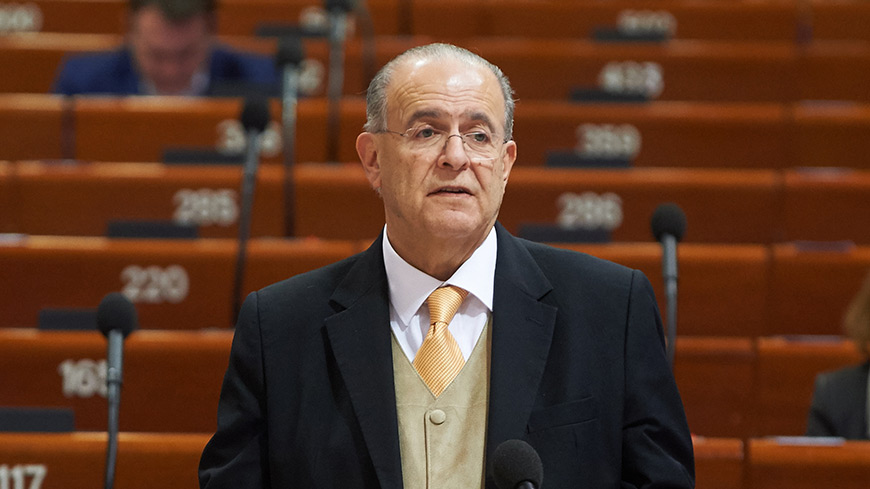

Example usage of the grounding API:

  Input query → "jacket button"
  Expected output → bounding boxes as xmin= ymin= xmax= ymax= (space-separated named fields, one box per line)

xmin=428 ymin=409 xmax=446 ymax=425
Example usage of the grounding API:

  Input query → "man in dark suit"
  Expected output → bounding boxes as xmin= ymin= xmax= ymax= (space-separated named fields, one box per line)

xmin=52 ymin=0 xmax=276 ymax=96
xmin=199 ymin=43 xmax=694 ymax=488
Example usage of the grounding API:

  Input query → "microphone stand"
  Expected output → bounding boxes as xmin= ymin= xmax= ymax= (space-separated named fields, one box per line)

xmin=325 ymin=0 xmax=353 ymax=163
xmin=232 ymin=98 xmax=269 ymax=322
xmin=277 ymin=36 xmax=305 ymax=237
xmin=104 ymin=329 xmax=123 ymax=489
xmin=661 ymin=233 xmax=679 ymax=369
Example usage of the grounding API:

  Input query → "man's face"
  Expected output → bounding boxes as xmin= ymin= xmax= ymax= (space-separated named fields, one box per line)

xmin=128 ymin=6 xmax=212 ymax=94
xmin=358 ymin=57 xmax=517 ymax=249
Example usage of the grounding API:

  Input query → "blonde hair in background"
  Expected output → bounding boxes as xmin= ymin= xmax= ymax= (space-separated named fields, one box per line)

xmin=844 ymin=269 xmax=870 ymax=357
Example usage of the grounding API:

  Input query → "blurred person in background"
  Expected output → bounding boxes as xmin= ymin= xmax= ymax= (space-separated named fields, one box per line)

xmin=52 ymin=0 xmax=277 ymax=95
xmin=806 ymin=269 xmax=870 ymax=439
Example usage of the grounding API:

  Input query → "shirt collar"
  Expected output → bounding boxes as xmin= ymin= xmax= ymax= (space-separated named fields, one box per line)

xmin=383 ymin=226 xmax=497 ymax=325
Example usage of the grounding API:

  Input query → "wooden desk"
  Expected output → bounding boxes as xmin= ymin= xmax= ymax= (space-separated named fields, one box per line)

xmin=513 ymin=101 xmax=789 ymax=168
xmin=470 ymin=39 xmax=798 ymax=103
xmin=0 ymin=236 xmax=359 ymax=329
xmin=0 ymin=432 xmax=209 ymax=489
xmin=554 ymin=244 xmax=769 ymax=338
xmin=501 ymin=167 xmax=783 ymax=243
xmin=10 ymin=161 xmax=287 ymax=238
xmin=19 ymin=0 xmax=401 ymax=36
xmin=674 ymin=338 xmax=756 ymax=439
xmin=783 ymin=169 xmax=870 ymax=243
xmin=798 ymin=42 xmax=870 ymax=102
xmin=768 ymin=243 xmax=870 ymax=336
xmin=811 ymin=0 xmax=870 ymax=42
xmin=0 ymin=329 xmax=231 ymax=432
xmin=0 ymin=161 xmax=14 ymax=232
xmin=0 ymin=94 xmax=70 ymax=161
xmin=754 ymin=337 xmax=863 ymax=436
xmin=693 ymin=437 xmax=745 ymax=489
xmin=792 ymin=104 xmax=870 ymax=169
xmin=747 ymin=438 xmax=870 ymax=489
xmin=71 ymin=97 xmax=367 ymax=164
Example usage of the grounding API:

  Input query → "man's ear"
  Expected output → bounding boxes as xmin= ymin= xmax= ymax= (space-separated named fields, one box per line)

xmin=356 ymin=132 xmax=381 ymax=191
xmin=501 ymin=140 xmax=517 ymax=184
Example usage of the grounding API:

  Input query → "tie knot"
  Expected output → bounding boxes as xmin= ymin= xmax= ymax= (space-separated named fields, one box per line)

xmin=427 ymin=286 xmax=468 ymax=327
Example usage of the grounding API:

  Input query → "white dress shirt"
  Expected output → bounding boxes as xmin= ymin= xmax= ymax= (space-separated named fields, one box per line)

xmin=383 ymin=226 xmax=496 ymax=363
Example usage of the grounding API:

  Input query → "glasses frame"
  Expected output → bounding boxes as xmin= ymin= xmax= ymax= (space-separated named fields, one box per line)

xmin=377 ymin=125 xmax=508 ymax=159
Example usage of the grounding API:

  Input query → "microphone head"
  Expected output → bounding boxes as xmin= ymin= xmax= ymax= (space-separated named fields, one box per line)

xmin=325 ymin=0 xmax=356 ymax=13
xmin=276 ymin=35 xmax=305 ymax=68
xmin=491 ymin=439 xmax=543 ymax=489
xmin=651 ymin=203 xmax=687 ymax=242
xmin=96 ymin=292 xmax=138 ymax=338
xmin=240 ymin=96 xmax=271 ymax=133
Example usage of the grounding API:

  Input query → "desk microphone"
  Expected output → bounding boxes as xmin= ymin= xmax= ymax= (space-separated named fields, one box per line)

xmin=276 ymin=36 xmax=305 ymax=237
xmin=324 ymin=0 xmax=355 ymax=163
xmin=96 ymin=292 xmax=138 ymax=489
xmin=491 ymin=439 xmax=543 ymax=489
xmin=651 ymin=203 xmax=687 ymax=369
xmin=232 ymin=96 xmax=271 ymax=322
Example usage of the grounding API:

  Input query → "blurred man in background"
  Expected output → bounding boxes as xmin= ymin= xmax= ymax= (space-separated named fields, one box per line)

xmin=52 ymin=0 xmax=277 ymax=95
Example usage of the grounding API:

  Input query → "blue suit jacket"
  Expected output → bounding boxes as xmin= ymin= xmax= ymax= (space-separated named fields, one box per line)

xmin=52 ymin=45 xmax=277 ymax=96
xmin=199 ymin=223 xmax=695 ymax=488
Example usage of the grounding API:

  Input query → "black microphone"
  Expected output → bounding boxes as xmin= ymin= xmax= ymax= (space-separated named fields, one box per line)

xmin=491 ymin=439 xmax=543 ymax=489
xmin=232 ymin=96 xmax=271 ymax=322
xmin=96 ymin=292 xmax=138 ymax=489
xmin=651 ymin=203 xmax=687 ymax=369
xmin=324 ymin=0 xmax=355 ymax=163
xmin=276 ymin=36 xmax=305 ymax=237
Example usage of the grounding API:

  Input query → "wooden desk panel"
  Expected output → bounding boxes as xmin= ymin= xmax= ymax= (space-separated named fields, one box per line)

xmin=754 ymin=337 xmax=863 ymax=437
xmin=0 ymin=161 xmax=14 ymax=232
xmin=0 ymin=94 xmax=69 ymax=161
xmin=471 ymin=39 xmax=797 ymax=103
xmin=768 ymin=243 xmax=870 ymax=336
xmin=0 ymin=329 xmax=231 ymax=432
xmin=72 ymin=97 xmax=367 ymax=164
xmin=810 ymin=1 xmax=870 ymax=42
xmin=798 ymin=42 xmax=870 ymax=102
xmin=11 ymin=161 xmax=286 ymax=238
xmin=792 ymin=104 xmax=870 ymax=169
xmin=0 ymin=33 xmax=121 ymax=93
xmin=512 ymin=102 xmax=790 ymax=168
xmin=747 ymin=439 xmax=870 ymax=489
xmin=501 ymin=167 xmax=783 ymax=243
xmin=21 ymin=0 xmax=400 ymax=36
xmin=783 ymin=169 xmax=870 ymax=243
xmin=412 ymin=0 xmax=797 ymax=42
xmin=553 ymin=244 xmax=769 ymax=338
xmin=0 ymin=236 xmax=358 ymax=329
xmin=693 ymin=437 xmax=745 ymax=489
xmin=675 ymin=338 xmax=756 ymax=439
xmin=0 ymin=432 xmax=209 ymax=488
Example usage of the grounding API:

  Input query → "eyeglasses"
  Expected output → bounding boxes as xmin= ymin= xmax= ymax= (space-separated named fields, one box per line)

xmin=378 ymin=125 xmax=506 ymax=158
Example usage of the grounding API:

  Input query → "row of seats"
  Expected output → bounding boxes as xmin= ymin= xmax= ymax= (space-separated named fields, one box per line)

xmin=3 ymin=0 xmax=869 ymax=43
xmin=1 ymin=235 xmax=867 ymax=338
xmin=2 ymin=161 xmax=868 ymax=245
xmin=3 ymin=33 xmax=869 ymax=102
xmin=0 ymin=329 xmax=863 ymax=439
xmin=3 ymin=94 xmax=870 ymax=169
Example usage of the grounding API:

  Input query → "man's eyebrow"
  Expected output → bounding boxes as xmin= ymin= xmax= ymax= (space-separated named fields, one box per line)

xmin=406 ymin=109 xmax=499 ymax=132
xmin=406 ymin=109 xmax=443 ymax=126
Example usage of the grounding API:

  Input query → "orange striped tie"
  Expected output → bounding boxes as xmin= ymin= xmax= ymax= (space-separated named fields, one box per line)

xmin=413 ymin=285 xmax=469 ymax=397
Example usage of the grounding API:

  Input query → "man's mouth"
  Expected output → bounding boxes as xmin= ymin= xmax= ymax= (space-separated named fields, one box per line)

xmin=430 ymin=187 xmax=470 ymax=195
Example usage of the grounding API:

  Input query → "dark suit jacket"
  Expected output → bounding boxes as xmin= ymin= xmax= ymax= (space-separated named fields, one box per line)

xmin=806 ymin=362 xmax=869 ymax=439
xmin=199 ymin=224 xmax=695 ymax=488
xmin=51 ymin=45 xmax=277 ymax=96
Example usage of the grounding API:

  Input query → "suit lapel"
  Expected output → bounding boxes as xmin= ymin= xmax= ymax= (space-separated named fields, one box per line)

xmin=324 ymin=236 xmax=403 ymax=489
xmin=486 ymin=225 xmax=558 ymax=461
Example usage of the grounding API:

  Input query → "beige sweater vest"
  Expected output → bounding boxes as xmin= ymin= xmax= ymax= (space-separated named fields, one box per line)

xmin=391 ymin=321 xmax=491 ymax=489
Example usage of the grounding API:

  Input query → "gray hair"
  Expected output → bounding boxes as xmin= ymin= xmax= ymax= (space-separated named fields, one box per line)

xmin=363 ymin=43 xmax=515 ymax=140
